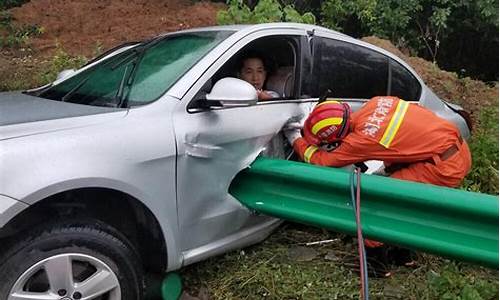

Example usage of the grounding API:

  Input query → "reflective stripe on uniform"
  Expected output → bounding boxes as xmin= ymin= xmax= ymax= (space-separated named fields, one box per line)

xmin=379 ymin=100 xmax=409 ymax=148
xmin=316 ymin=100 xmax=340 ymax=107
xmin=304 ymin=145 xmax=319 ymax=163
xmin=311 ymin=117 xmax=344 ymax=134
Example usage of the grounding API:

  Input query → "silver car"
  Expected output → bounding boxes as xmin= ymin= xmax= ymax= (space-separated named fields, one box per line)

xmin=0 ymin=23 xmax=471 ymax=299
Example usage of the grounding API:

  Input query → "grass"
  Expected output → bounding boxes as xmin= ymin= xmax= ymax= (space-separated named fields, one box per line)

xmin=181 ymin=223 xmax=498 ymax=299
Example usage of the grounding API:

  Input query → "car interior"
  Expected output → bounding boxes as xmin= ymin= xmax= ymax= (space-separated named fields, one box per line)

xmin=187 ymin=36 xmax=301 ymax=159
xmin=190 ymin=36 xmax=299 ymax=109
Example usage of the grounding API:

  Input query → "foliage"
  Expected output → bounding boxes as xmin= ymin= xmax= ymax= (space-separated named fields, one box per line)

xmin=217 ymin=0 xmax=315 ymax=25
xmin=0 ymin=11 xmax=44 ymax=48
xmin=462 ymin=106 xmax=499 ymax=194
xmin=320 ymin=0 xmax=498 ymax=80
xmin=321 ymin=0 xmax=456 ymax=61
xmin=0 ymin=0 xmax=29 ymax=10
xmin=37 ymin=45 xmax=87 ymax=84
xmin=427 ymin=263 xmax=498 ymax=299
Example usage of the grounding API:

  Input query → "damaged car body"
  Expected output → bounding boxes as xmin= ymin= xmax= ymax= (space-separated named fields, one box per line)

xmin=0 ymin=23 xmax=471 ymax=298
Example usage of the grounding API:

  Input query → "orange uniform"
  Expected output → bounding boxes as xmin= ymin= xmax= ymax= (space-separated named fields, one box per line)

xmin=293 ymin=96 xmax=471 ymax=187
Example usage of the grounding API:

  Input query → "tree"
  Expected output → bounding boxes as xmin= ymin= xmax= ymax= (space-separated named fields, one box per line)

xmin=217 ymin=0 xmax=316 ymax=25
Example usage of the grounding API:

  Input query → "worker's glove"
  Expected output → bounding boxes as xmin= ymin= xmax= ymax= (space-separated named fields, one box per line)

xmin=283 ymin=128 xmax=302 ymax=145
xmin=372 ymin=165 xmax=388 ymax=176
xmin=283 ymin=121 xmax=302 ymax=130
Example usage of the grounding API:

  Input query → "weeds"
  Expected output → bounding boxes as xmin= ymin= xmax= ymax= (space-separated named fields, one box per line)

xmin=37 ymin=45 xmax=87 ymax=84
xmin=0 ymin=45 xmax=86 ymax=92
xmin=0 ymin=11 xmax=44 ymax=48
xmin=427 ymin=263 xmax=498 ymax=299
xmin=0 ymin=0 xmax=29 ymax=10
xmin=182 ymin=223 xmax=498 ymax=299
xmin=462 ymin=106 xmax=499 ymax=194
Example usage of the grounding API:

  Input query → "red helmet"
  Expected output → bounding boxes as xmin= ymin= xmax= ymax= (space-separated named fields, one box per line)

xmin=303 ymin=100 xmax=351 ymax=145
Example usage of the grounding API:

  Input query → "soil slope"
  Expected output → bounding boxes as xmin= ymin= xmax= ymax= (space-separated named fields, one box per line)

xmin=9 ymin=0 xmax=224 ymax=57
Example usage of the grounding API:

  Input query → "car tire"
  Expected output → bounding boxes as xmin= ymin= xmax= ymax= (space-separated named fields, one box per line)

xmin=0 ymin=218 xmax=144 ymax=300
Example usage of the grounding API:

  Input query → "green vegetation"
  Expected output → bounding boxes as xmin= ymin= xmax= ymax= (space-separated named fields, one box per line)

xmin=427 ymin=263 xmax=498 ymax=299
xmin=37 ymin=46 xmax=87 ymax=83
xmin=462 ymin=106 xmax=499 ymax=194
xmin=320 ymin=0 xmax=498 ymax=81
xmin=182 ymin=224 xmax=498 ymax=299
xmin=218 ymin=0 xmax=497 ymax=80
xmin=217 ymin=0 xmax=315 ymax=25
xmin=0 ymin=0 xmax=29 ymax=10
xmin=321 ymin=0 xmax=455 ymax=61
xmin=320 ymin=0 xmax=498 ymax=66
xmin=0 ymin=46 xmax=86 ymax=92
xmin=0 ymin=11 xmax=44 ymax=48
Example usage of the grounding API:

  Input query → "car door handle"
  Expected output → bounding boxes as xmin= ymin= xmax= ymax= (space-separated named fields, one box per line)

xmin=184 ymin=142 xmax=222 ymax=158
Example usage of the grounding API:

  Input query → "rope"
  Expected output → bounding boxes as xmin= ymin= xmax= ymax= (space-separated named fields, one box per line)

xmin=351 ymin=167 xmax=369 ymax=300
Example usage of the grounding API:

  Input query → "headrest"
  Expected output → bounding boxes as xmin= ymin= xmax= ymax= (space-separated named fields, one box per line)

xmin=266 ymin=66 xmax=294 ymax=98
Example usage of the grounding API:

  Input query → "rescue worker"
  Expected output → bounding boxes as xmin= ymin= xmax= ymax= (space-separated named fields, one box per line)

xmin=283 ymin=96 xmax=471 ymax=274
xmin=284 ymin=96 xmax=471 ymax=187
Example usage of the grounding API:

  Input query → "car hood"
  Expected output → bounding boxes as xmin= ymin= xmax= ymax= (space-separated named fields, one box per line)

xmin=0 ymin=91 xmax=127 ymax=140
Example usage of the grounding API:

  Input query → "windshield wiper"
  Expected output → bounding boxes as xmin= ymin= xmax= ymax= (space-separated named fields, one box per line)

xmin=61 ymin=76 xmax=91 ymax=102
xmin=115 ymin=63 xmax=135 ymax=108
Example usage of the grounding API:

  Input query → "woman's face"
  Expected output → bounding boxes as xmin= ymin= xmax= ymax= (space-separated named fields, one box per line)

xmin=240 ymin=58 xmax=266 ymax=90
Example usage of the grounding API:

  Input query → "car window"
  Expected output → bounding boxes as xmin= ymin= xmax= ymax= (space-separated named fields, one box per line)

xmin=39 ymin=49 xmax=138 ymax=107
xmin=190 ymin=35 xmax=300 ymax=109
xmin=312 ymin=38 xmax=388 ymax=99
xmin=39 ymin=31 xmax=233 ymax=107
xmin=389 ymin=59 xmax=421 ymax=101
xmin=126 ymin=32 xmax=232 ymax=106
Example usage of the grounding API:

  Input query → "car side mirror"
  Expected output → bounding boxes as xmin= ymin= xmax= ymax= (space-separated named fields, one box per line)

xmin=205 ymin=77 xmax=258 ymax=108
xmin=56 ymin=69 xmax=76 ymax=81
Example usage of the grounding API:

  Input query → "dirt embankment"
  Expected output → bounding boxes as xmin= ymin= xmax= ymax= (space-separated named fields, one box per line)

xmin=9 ymin=0 xmax=224 ymax=57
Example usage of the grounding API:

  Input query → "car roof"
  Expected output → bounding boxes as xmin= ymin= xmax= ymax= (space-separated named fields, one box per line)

xmin=156 ymin=23 xmax=350 ymax=40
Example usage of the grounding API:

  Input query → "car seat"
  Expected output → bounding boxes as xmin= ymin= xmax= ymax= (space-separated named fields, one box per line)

xmin=266 ymin=66 xmax=294 ymax=98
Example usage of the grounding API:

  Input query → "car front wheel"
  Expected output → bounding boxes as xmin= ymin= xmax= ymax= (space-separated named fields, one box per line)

xmin=0 ymin=219 xmax=143 ymax=300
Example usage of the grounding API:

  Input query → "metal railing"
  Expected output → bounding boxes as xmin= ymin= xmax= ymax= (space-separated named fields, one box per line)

xmin=229 ymin=158 xmax=499 ymax=268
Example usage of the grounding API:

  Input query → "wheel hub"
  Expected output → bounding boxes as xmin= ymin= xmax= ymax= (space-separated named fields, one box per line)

xmin=8 ymin=253 xmax=121 ymax=300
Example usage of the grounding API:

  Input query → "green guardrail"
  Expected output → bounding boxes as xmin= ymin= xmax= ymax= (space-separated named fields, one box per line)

xmin=229 ymin=158 xmax=499 ymax=268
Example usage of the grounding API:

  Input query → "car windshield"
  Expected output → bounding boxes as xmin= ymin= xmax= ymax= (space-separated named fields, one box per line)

xmin=38 ymin=31 xmax=234 ymax=107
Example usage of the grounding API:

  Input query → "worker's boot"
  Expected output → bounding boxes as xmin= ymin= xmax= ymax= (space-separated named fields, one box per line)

xmin=364 ymin=245 xmax=392 ymax=277
xmin=365 ymin=245 xmax=418 ymax=276
xmin=386 ymin=246 xmax=417 ymax=267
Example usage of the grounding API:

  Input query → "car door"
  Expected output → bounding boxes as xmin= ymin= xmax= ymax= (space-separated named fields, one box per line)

xmin=308 ymin=32 xmax=422 ymax=112
xmin=308 ymin=32 xmax=470 ymax=138
xmin=172 ymin=29 xmax=314 ymax=251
